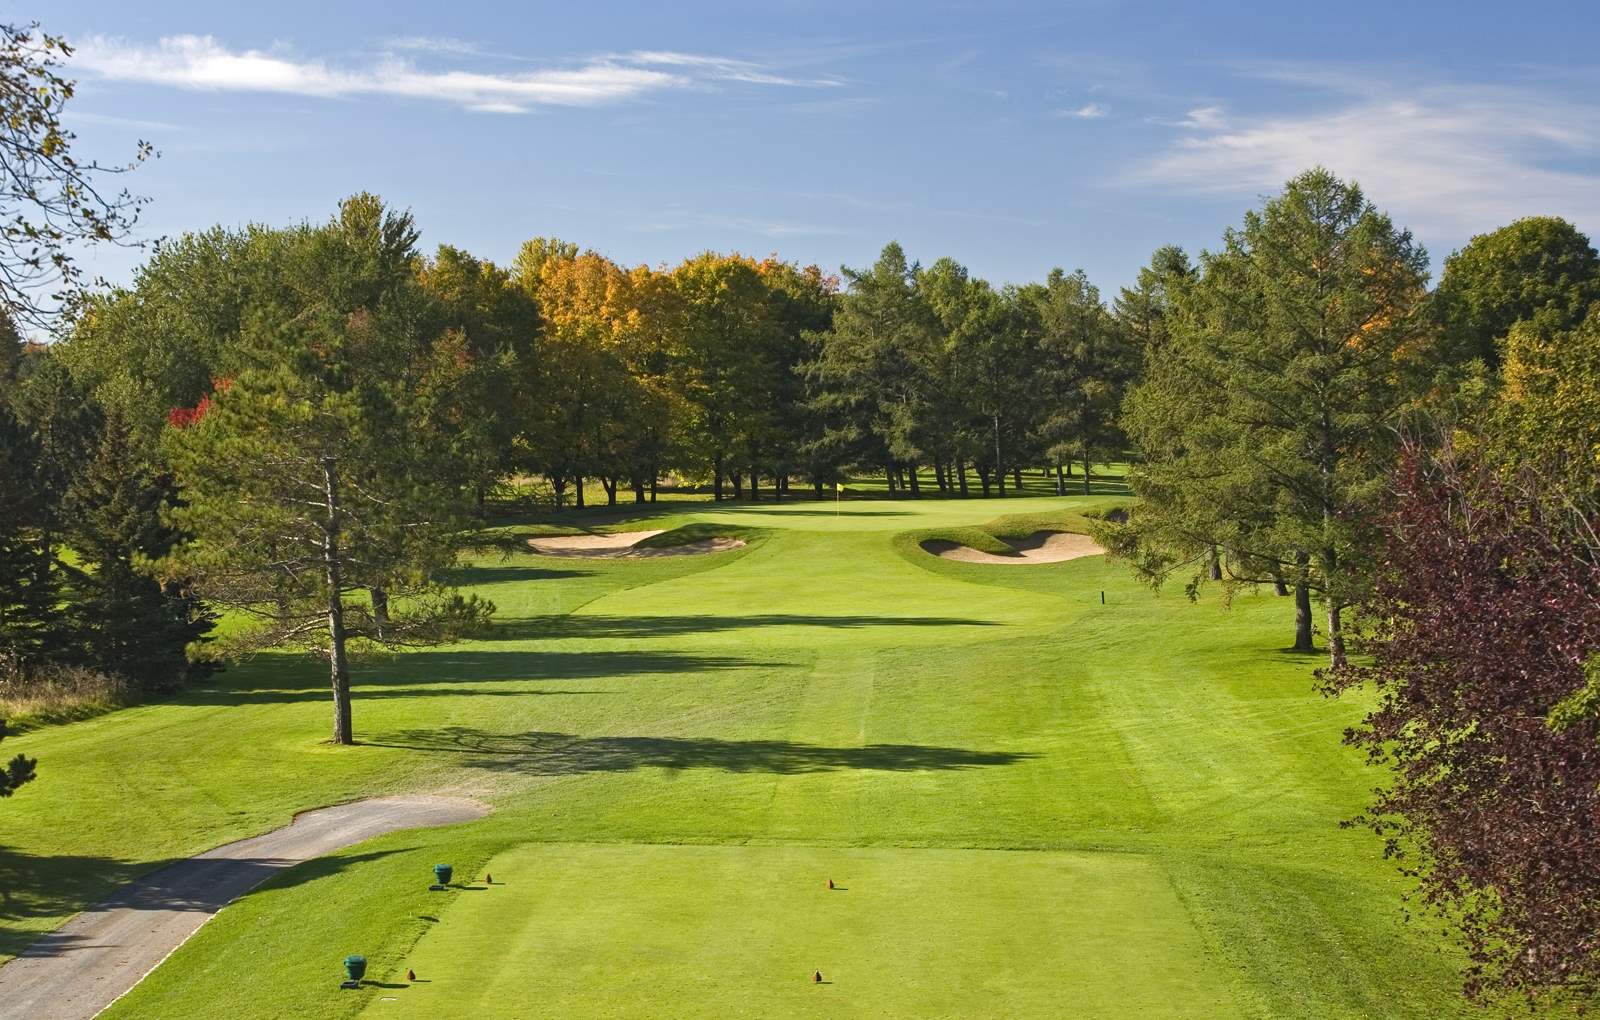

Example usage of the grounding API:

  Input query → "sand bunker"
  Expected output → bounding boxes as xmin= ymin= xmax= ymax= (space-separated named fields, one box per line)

xmin=923 ymin=530 xmax=1104 ymax=565
xmin=527 ymin=529 xmax=745 ymax=559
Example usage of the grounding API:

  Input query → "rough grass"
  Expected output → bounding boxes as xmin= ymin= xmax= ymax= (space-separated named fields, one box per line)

xmin=1 ymin=491 xmax=1555 ymax=1019
xmin=0 ymin=666 xmax=132 ymax=734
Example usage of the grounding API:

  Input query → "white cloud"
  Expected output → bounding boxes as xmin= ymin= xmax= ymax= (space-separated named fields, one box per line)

xmin=1059 ymin=102 xmax=1108 ymax=119
xmin=380 ymin=35 xmax=484 ymax=56
xmin=69 ymin=35 xmax=827 ymax=113
xmin=618 ymin=50 xmax=841 ymax=88
xmin=1177 ymin=105 xmax=1225 ymax=130
xmin=1139 ymin=82 xmax=1600 ymax=237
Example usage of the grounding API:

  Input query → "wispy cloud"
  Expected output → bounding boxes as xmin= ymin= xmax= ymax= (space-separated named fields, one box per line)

xmin=616 ymin=51 xmax=842 ymax=88
xmin=1057 ymin=102 xmax=1108 ymax=119
xmin=1139 ymin=79 xmax=1600 ymax=236
xmin=61 ymin=109 xmax=184 ymax=133
xmin=380 ymin=35 xmax=485 ymax=56
xmin=69 ymin=35 xmax=833 ymax=113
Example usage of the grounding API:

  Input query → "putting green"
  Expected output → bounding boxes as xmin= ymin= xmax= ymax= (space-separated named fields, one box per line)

xmin=2 ymin=491 xmax=1492 ymax=1018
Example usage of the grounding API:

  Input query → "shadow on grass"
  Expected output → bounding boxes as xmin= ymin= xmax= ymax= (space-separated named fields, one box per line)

xmin=366 ymin=727 xmax=1036 ymax=776
xmin=446 ymin=565 xmax=594 ymax=586
xmin=179 ymin=650 xmax=773 ymax=707
xmin=0 ymin=847 xmax=407 ymax=959
xmin=491 ymin=614 xmax=1000 ymax=642
xmin=699 ymin=508 xmax=913 ymax=518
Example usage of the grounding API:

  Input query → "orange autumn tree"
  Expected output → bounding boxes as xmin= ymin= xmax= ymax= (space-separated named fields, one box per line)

xmin=512 ymin=242 xmax=680 ymax=506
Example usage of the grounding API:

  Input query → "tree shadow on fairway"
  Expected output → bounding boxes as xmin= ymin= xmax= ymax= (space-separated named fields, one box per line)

xmin=0 ymin=847 xmax=408 ymax=959
xmin=367 ymin=727 xmax=1036 ymax=776
xmin=492 ymin=614 xmax=1001 ymax=642
xmin=445 ymin=564 xmax=594 ymax=586
xmin=700 ymin=508 xmax=914 ymax=518
xmin=175 ymin=650 xmax=773 ymax=707
xmin=0 ymin=850 xmax=151 ymax=958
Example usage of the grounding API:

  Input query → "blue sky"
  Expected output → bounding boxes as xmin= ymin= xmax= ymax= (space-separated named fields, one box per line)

xmin=39 ymin=0 xmax=1600 ymax=293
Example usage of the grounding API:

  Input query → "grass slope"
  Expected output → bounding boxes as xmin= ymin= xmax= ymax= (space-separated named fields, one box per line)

xmin=1 ymin=493 xmax=1512 ymax=1018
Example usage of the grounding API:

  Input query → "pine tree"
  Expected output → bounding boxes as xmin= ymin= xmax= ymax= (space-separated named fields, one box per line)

xmin=63 ymin=411 xmax=215 ymax=691
xmin=1106 ymin=169 xmax=1438 ymax=663
xmin=0 ymin=401 xmax=56 ymax=679
xmin=161 ymin=197 xmax=494 ymax=745
xmin=0 ymin=719 xmax=36 ymax=798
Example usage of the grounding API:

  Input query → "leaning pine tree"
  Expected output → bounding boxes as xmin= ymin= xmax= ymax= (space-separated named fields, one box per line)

xmin=163 ymin=363 xmax=492 ymax=745
xmin=161 ymin=199 xmax=492 ymax=745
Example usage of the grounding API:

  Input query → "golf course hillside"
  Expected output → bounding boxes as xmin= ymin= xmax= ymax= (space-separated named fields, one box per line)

xmin=0 ymin=493 xmax=1486 ymax=1019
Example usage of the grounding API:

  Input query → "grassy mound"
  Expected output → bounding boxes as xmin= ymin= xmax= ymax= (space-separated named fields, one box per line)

xmin=631 ymin=522 xmax=756 ymax=549
xmin=895 ymin=503 xmax=1121 ymax=561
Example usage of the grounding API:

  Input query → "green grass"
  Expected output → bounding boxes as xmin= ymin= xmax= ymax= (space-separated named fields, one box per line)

xmin=0 ymin=492 xmax=1524 ymax=1017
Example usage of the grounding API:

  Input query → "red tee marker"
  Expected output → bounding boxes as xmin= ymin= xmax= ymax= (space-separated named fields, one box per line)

xmin=485 ymin=873 xmax=493 ymax=885
xmin=406 ymin=969 xmax=416 ymax=982
xmin=826 ymin=879 xmax=834 ymax=890
xmin=813 ymin=970 xmax=823 ymax=984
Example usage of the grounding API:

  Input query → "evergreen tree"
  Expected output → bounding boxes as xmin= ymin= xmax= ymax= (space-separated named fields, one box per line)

xmin=807 ymin=243 xmax=938 ymax=492
xmin=1028 ymin=268 xmax=1137 ymax=494
xmin=1106 ymin=169 xmax=1437 ymax=663
xmin=0 ymin=400 xmax=56 ymax=679
xmin=161 ymin=198 xmax=494 ymax=745
xmin=0 ymin=719 xmax=36 ymax=798
xmin=63 ymin=411 xmax=215 ymax=691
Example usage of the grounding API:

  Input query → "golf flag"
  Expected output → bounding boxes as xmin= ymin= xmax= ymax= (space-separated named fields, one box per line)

xmin=835 ymin=481 xmax=843 ymax=493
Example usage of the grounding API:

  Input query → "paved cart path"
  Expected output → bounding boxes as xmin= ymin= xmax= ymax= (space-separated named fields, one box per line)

xmin=0 ymin=796 xmax=488 ymax=1020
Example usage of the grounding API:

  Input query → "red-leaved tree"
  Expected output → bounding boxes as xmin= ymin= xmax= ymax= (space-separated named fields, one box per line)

xmin=1325 ymin=443 xmax=1600 ymax=1004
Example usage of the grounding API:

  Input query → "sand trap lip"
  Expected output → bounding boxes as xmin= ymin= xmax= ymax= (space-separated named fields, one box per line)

xmin=0 ymin=795 xmax=489 ymax=1020
xmin=922 ymin=530 xmax=1104 ymax=565
xmin=527 ymin=529 xmax=745 ymax=558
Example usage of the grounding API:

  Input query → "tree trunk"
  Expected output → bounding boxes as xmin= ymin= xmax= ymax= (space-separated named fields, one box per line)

xmin=370 ymin=587 xmax=389 ymax=640
xmin=996 ymin=462 xmax=1006 ymax=497
xmin=749 ymin=466 xmax=759 ymax=502
xmin=1012 ymin=467 xmax=1022 ymax=491
xmin=1271 ymin=570 xmax=1289 ymax=597
xmin=603 ymin=475 xmax=617 ymax=506
xmin=321 ymin=458 xmax=354 ymax=746
xmin=1323 ymin=547 xmax=1346 ymax=667
xmin=957 ymin=458 xmax=969 ymax=497
xmin=633 ymin=474 xmax=646 ymax=504
xmin=908 ymin=464 xmax=921 ymax=497
xmin=814 ymin=478 xmax=825 ymax=499
xmin=991 ymin=414 xmax=1003 ymax=498
xmin=574 ymin=475 xmax=586 ymax=509
xmin=886 ymin=461 xmax=898 ymax=494
xmin=979 ymin=466 xmax=991 ymax=498
xmin=713 ymin=453 xmax=724 ymax=501
xmin=649 ymin=473 xmax=658 ymax=503
xmin=731 ymin=471 xmax=744 ymax=500
xmin=1292 ymin=551 xmax=1314 ymax=653
xmin=1208 ymin=546 xmax=1223 ymax=581
xmin=1055 ymin=462 xmax=1066 ymax=496
xmin=552 ymin=474 xmax=566 ymax=509
xmin=1082 ymin=455 xmax=1092 ymax=495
